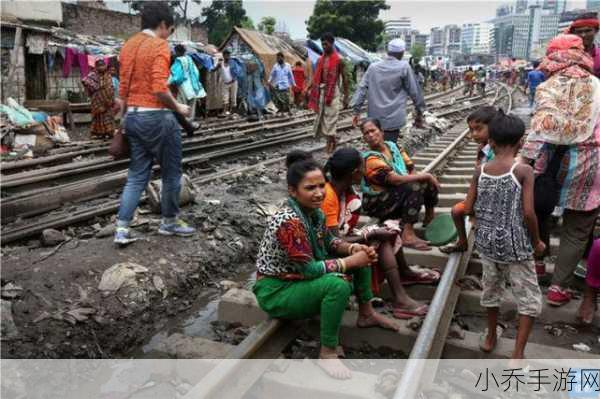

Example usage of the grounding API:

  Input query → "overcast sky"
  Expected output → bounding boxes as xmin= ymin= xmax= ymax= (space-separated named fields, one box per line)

xmin=107 ymin=0 xmax=590 ymax=40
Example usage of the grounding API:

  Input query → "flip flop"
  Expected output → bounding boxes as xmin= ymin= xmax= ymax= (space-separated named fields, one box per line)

xmin=392 ymin=304 xmax=429 ymax=319
xmin=439 ymin=243 xmax=468 ymax=254
xmin=403 ymin=240 xmax=432 ymax=251
xmin=401 ymin=268 xmax=441 ymax=285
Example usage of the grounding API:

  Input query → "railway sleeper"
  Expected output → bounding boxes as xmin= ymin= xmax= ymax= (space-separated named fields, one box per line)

xmin=218 ymin=288 xmax=597 ymax=359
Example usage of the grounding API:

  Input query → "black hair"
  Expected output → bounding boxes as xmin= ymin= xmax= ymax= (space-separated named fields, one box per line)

xmin=174 ymin=44 xmax=186 ymax=57
xmin=276 ymin=51 xmax=284 ymax=57
xmin=359 ymin=117 xmax=382 ymax=132
xmin=286 ymin=151 xmax=322 ymax=188
xmin=223 ymin=49 xmax=231 ymax=56
xmin=324 ymin=147 xmax=361 ymax=181
xmin=467 ymin=106 xmax=497 ymax=125
xmin=295 ymin=61 xmax=302 ymax=66
xmin=574 ymin=11 xmax=598 ymax=21
xmin=285 ymin=150 xmax=313 ymax=167
xmin=488 ymin=109 xmax=525 ymax=146
xmin=321 ymin=32 xmax=335 ymax=44
xmin=141 ymin=1 xmax=174 ymax=30
xmin=532 ymin=60 xmax=540 ymax=69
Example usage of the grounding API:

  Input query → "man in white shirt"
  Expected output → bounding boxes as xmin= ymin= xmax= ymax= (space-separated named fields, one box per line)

xmin=217 ymin=49 xmax=237 ymax=116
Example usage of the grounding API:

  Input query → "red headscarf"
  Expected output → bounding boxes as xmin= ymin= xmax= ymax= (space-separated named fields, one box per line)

xmin=569 ymin=18 xmax=600 ymax=31
xmin=540 ymin=34 xmax=593 ymax=78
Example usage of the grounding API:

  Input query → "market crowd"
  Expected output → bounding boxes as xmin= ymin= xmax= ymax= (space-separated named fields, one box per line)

xmin=110 ymin=2 xmax=598 ymax=379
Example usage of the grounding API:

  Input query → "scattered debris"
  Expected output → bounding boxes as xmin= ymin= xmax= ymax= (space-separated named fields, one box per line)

xmin=1 ymin=299 xmax=19 ymax=340
xmin=573 ymin=343 xmax=591 ymax=353
xmin=218 ymin=280 xmax=241 ymax=291
xmin=407 ymin=316 xmax=423 ymax=331
xmin=94 ymin=225 xmax=115 ymax=238
xmin=1 ymin=283 xmax=23 ymax=299
xmin=33 ymin=237 xmax=73 ymax=264
xmin=448 ymin=322 xmax=466 ymax=340
xmin=152 ymin=275 xmax=167 ymax=298
xmin=98 ymin=262 xmax=149 ymax=294
xmin=41 ymin=229 xmax=66 ymax=247
xmin=544 ymin=325 xmax=563 ymax=337
xmin=375 ymin=369 xmax=400 ymax=397
xmin=457 ymin=275 xmax=482 ymax=291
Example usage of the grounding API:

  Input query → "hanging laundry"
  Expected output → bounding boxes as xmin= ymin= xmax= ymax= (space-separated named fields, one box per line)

xmin=26 ymin=34 xmax=47 ymax=55
xmin=63 ymin=47 xmax=90 ymax=78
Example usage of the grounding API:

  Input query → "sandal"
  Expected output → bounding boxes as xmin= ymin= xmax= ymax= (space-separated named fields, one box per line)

xmin=440 ymin=243 xmax=468 ymax=254
xmin=401 ymin=268 xmax=441 ymax=286
xmin=403 ymin=240 xmax=432 ymax=251
xmin=392 ymin=304 xmax=429 ymax=319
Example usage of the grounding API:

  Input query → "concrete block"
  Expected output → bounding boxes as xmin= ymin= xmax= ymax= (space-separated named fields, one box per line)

xmin=218 ymin=288 xmax=267 ymax=326
xmin=153 ymin=333 xmax=234 ymax=358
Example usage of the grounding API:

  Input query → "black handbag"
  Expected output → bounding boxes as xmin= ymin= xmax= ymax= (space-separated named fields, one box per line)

xmin=534 ymin=145 xmax=567 ymax=218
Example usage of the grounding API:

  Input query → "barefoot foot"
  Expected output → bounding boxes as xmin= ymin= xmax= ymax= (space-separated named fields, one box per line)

xmin=479 ymin=333 xmax=497 ymax=353
xmin=317 ymin=355 xmax=352 ymax=379
xmin=357 ymin=311 xmax=400 ymax=331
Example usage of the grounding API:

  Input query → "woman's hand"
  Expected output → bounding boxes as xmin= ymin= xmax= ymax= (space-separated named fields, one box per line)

xmin=420 ymin=173 xmax=441 ymax=191
xmin=345 ymin=248 xmax=378 ymax=268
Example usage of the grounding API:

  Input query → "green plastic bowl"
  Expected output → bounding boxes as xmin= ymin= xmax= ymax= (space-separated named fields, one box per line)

xmin=425 ymin=213 xmax=458 ymax=246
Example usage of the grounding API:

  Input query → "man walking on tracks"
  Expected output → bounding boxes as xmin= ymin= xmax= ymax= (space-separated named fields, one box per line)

xmin=350 ymin=38 xmax=425 ymax=144
xmin=307 ymin=33 xmax=349 ymax=153
xmin=268 ymin=52 xmax=295 ymax=115
xmin=114 ymin=2 xmax=196 ymax=245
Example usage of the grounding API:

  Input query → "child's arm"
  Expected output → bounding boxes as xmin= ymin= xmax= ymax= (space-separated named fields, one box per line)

xmin=462 ymin=167 xmax=481 ymax=216
xmin=516 ymin=163 xmax=546 ymax=257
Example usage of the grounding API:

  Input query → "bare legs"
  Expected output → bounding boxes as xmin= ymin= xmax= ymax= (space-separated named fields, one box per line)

xmin=481 ymin=307 xmax=534 ymax=360
xmin=578 ymin=285 xmax=598 ymax=324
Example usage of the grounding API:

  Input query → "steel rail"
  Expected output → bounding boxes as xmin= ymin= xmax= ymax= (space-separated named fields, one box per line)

xmin=0 ymin=86 xmax=464 ymax=175
xmin=393 ymin=83 xmax=514 ymax=399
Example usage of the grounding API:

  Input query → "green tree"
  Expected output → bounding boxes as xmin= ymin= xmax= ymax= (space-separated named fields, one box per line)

xmin=201 ymin=0 xmax=254 ymax=45
xmin=124 ymin=0 xmax=201 ymax=23
xmin=410 ymin=44 xmax=425 ymax=65
xmin=258 ymin=16 xmax=276 ymax=35
xmin=306 ymin=0 xmax=389 ymax=51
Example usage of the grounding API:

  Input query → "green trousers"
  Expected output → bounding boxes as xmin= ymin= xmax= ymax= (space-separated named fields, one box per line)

xmin=253 ymin=267 xmax=373 ymax=348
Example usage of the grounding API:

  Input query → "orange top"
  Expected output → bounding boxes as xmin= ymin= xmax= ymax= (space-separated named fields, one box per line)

xmin=119 ymin=32 xmax=171 ymax=108
xmin=321 ymin=183 xmax=340 ymax=228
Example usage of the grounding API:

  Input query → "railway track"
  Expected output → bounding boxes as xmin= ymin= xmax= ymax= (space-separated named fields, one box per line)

xmin=0 ymin=87 xmax=470 ymax=176
xmin=0 ymin=86 xmax=486 ymax=242
xmin=145 ymin=83 xmax=595 ymax=399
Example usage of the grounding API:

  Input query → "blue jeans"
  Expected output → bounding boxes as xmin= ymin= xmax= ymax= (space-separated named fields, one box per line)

xmin=117 ymin=110 xmax=182 ymax=226
xmin=528 ymin=87 xmax=536 ymax=108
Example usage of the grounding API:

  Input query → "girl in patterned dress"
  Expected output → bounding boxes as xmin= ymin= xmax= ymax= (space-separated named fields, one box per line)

xmin=465 ymin=111 xmax=546 ymax=360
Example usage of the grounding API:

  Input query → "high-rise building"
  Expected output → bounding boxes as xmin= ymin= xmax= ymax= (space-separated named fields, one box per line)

xmin=404 ymin=30 xmax=428 ymax=51
xmin=443 ymin=24 xmax=462 ymax=57
xmin=461 ymin=22 xmax=494 ymax=55
xmin=384 ymin=18 xmax=412 ymax=39
xmin=428 ymin=27 xmax=444 ymax=56
xmin=588 ymin=0 xmax=600 ymax=10
xmin=496 ymin=4 xmax=513 ymax=17
xmin=515 ymin=0 xmax=529 ymax=14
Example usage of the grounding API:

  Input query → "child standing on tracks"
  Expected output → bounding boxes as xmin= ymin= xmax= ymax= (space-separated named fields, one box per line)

xmin=464 ymin=111 xmax=545 ymax=360
xmin=441 ymin=106 xmax=497 ymax=255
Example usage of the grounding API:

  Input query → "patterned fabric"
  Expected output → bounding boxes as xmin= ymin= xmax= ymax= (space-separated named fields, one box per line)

xmin=308 ymin=51 xmax=342 ymax=112
xmin=270 ymin=88 xmax=291 ymax=113
xmin=480 ymin=257 xmax=542 ymax=317
xmin=119 ymin=32 xmax=171 ymax=108
xmin=362 ymin=181 xmax=438 ymax=224
xmin=361 ymin=141 xmax=409 ymax=195
xmin=256 ymin=201 xmax=341 ymax=279
xmin=531 ymin=70 xmax=600 ymax=145
xmin=522 ymin=123 xmax=600 ymax=211
xmin=312 ymin=81 xmax=342 ymax=137
xmin=84 ymin=72 xmax=115 ymax=138
xmin=473 ymin=164 xmax=533 ymax=263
